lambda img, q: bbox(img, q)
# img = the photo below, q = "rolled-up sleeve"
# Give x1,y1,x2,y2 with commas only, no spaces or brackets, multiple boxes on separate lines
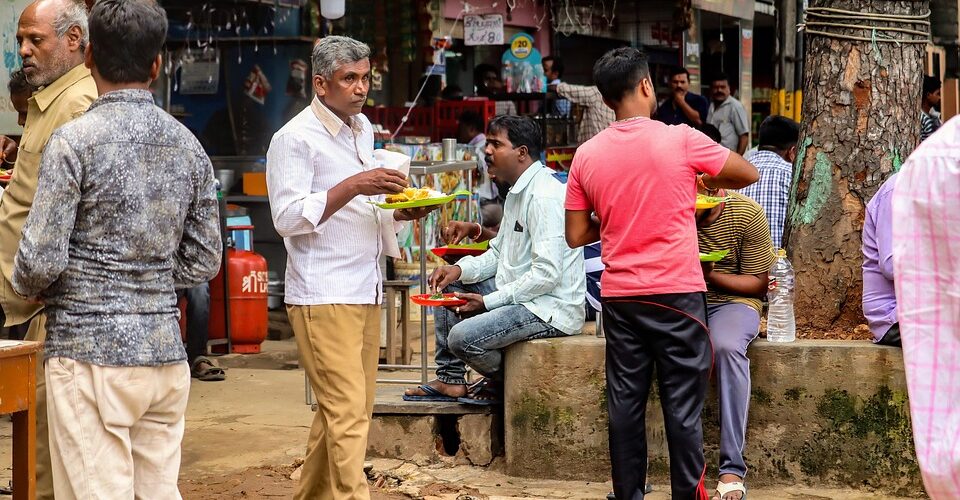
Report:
457,232,501,284
267,132,329,237
12,134,81,298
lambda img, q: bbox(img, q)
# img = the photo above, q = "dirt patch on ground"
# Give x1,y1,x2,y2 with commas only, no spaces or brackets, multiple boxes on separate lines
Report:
759,317,874,341
796,323,874,341
179,464,410,500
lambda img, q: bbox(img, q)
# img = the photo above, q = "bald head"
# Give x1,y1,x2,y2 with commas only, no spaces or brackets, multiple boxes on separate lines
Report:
17,0,88,87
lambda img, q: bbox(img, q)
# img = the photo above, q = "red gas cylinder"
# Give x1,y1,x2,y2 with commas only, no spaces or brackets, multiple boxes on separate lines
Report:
209,227,269,353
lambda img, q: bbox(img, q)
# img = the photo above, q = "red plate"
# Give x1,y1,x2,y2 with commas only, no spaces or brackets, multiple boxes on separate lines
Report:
430,247,486,258
410,293,467,307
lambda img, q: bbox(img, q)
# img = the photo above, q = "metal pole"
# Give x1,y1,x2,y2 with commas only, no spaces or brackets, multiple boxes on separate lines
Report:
418,173,429,384
379,363,440,370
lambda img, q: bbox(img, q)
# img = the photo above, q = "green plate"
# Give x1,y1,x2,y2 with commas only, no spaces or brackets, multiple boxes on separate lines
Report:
371,189,470,210
699,250,729,262
446,241,489,250
696,195,729,209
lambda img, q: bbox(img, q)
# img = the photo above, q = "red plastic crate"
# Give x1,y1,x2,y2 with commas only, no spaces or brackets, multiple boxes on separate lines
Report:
361,106,433,138
385,106,434,138
433,100,497,142
362,106,387,128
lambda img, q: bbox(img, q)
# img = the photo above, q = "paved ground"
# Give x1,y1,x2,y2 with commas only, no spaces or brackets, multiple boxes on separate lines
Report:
0,345,921,499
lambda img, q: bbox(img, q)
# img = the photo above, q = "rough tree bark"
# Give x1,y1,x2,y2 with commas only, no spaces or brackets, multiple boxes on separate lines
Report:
784,0,928,331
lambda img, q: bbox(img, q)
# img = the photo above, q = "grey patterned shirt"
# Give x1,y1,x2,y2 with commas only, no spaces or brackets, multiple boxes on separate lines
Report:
12,89,222,367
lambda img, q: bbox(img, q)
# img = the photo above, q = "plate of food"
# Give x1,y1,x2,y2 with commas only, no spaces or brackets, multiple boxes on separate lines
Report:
373,188,470,210
696,194,728,210
699,249,729,262
0,168,11,183
430,241,489,259
411,292,467,307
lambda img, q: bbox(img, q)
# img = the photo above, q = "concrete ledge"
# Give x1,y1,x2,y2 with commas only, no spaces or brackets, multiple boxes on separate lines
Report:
503,337,921,495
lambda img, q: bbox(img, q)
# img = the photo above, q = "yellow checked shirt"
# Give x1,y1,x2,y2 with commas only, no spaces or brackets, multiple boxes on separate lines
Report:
0,64,97,326
697,192,778,314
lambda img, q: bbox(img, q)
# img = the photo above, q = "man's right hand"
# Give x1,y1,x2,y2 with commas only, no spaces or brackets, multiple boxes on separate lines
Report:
350,168,408,196
441,221,480,245
673,88,687,103
429,265,463,293
0,135,18,165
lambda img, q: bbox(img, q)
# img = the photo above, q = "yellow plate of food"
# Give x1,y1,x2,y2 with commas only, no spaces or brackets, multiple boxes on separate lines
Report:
696,194,728,209
372,188,470,210
699,250,729,262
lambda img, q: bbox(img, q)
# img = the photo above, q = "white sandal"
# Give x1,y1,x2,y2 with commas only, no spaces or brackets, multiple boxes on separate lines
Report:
714,481,746,500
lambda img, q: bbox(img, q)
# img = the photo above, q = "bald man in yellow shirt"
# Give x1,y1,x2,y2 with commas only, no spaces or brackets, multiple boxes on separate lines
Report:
0,1,97,497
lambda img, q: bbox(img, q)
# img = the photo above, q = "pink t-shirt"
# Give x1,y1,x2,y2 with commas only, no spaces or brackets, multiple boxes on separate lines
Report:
565,118,729,297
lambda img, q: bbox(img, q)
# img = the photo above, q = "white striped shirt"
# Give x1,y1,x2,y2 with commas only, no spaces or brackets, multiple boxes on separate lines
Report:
267,98,392,305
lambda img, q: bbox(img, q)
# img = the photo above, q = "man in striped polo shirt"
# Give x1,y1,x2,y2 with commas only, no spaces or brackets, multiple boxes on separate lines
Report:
695,182,777,500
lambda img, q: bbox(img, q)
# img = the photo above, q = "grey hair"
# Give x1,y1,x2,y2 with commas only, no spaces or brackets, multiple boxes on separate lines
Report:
312,36,370,79
52,0,89,50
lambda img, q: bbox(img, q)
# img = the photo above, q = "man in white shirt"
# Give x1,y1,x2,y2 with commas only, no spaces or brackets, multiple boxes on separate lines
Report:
266,35,433,500
403,115,585,405
707,73,750,154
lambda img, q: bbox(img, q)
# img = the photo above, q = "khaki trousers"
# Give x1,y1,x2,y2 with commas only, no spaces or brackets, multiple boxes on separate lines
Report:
24,314,54,500
288,304,380,500
45,357,191,500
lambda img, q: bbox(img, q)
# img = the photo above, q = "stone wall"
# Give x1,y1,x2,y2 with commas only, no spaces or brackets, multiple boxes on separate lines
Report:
503,338,922,496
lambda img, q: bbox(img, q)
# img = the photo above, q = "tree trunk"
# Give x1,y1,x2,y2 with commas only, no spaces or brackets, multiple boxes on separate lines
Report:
784,0,928,331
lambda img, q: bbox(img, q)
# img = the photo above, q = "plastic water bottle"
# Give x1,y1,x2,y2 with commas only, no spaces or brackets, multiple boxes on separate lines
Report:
766,249,796,342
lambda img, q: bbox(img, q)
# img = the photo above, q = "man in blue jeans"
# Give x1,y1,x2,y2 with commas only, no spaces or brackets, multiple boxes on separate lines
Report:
180,283,225,381
404,115,585,404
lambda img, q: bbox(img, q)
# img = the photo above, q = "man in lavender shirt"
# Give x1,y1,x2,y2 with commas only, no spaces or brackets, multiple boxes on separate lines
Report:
862,173,900,346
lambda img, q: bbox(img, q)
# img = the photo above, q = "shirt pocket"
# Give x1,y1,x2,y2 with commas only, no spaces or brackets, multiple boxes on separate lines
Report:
7,148,42,195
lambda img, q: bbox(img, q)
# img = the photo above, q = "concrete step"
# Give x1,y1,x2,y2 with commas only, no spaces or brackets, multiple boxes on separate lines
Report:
502,337,921,496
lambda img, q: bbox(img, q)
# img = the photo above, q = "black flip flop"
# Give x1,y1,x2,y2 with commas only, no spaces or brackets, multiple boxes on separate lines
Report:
402,384,459,402
457,378,502,406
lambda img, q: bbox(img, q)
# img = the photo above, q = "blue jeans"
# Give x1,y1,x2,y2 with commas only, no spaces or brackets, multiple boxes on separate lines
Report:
178,283,210,365
435,279,564,384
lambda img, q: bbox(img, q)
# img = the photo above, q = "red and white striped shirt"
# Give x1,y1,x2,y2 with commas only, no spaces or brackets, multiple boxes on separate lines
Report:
893,117,960,498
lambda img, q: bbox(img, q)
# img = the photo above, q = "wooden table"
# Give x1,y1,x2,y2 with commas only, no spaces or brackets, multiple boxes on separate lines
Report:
383,280,416,365
0,340,41,500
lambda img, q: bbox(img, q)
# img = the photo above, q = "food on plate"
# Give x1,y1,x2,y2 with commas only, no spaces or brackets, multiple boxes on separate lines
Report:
386,187,442,204
695,194,728,209
428,292,462,301
696,194,726,204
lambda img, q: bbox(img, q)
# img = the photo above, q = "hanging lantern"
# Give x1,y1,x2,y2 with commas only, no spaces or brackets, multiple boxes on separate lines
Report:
320,0,345,20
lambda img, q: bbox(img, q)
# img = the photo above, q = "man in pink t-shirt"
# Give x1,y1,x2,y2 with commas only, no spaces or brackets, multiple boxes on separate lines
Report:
565,47,758,500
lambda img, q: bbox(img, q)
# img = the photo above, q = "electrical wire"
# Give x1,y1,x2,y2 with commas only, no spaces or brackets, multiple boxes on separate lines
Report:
390,7,466,140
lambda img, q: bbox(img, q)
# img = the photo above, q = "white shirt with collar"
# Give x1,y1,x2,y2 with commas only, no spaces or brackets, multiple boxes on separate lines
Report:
457,162,586,335
267,97,401,305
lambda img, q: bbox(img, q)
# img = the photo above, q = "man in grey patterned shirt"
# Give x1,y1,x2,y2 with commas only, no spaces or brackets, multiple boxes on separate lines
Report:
11,1,221,497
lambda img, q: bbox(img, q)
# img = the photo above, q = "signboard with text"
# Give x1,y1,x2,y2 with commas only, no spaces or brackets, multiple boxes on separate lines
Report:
464,14,504,46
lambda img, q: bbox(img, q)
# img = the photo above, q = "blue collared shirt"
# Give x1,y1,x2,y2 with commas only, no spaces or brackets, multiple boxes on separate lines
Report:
654,92,709,127
457,162,586,335
739,150,793,249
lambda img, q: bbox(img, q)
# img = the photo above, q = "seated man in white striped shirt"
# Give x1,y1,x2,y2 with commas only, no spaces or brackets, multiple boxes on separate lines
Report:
404,115,586,405
266,35,435,500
